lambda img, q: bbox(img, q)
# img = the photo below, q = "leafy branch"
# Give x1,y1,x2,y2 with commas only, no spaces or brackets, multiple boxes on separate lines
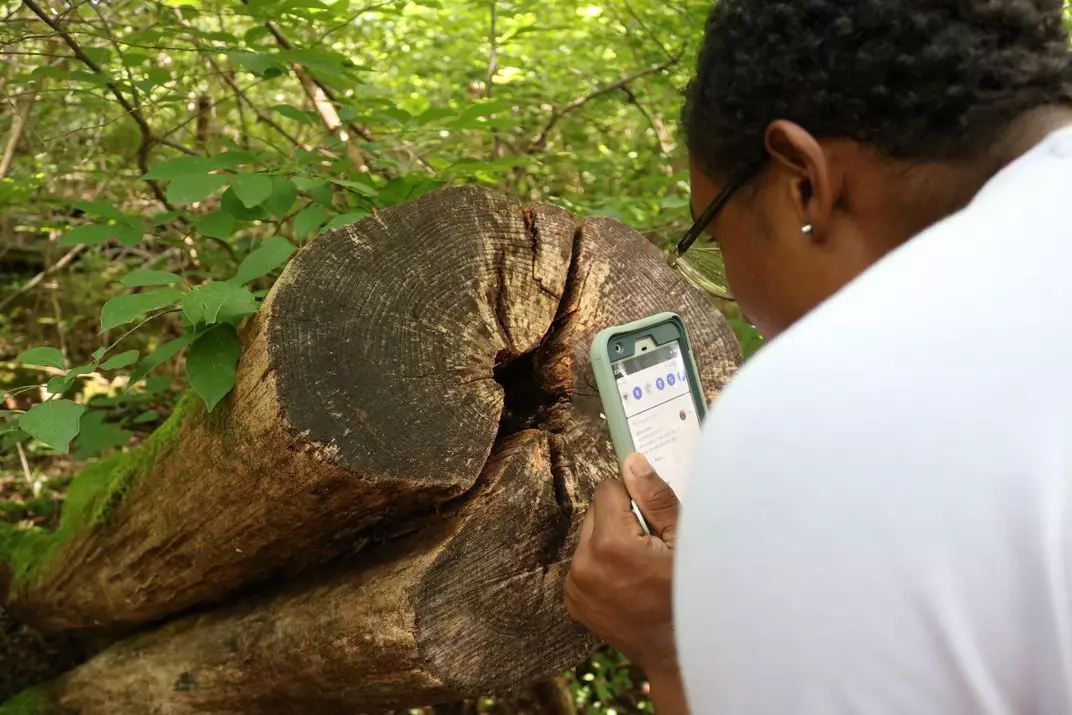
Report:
22,0,199,208
527,57,680,152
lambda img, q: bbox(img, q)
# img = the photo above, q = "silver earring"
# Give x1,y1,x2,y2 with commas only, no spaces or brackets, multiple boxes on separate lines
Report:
802,224,814,235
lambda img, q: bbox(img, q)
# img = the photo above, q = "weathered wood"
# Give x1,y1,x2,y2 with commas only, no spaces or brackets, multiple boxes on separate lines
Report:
1,186,742,711
24,432,595,714
2,187,578,634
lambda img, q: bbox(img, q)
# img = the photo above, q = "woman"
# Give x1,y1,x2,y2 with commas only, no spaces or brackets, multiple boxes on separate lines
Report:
565,1,1072,713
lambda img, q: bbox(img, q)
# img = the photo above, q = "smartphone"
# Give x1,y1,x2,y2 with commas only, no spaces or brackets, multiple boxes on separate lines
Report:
590,312,707,532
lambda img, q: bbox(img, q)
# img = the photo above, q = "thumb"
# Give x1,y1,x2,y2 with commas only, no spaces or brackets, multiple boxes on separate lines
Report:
623,453,680,545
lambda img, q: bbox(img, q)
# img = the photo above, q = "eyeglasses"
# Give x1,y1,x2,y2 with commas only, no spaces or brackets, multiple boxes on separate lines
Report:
666,162,761,301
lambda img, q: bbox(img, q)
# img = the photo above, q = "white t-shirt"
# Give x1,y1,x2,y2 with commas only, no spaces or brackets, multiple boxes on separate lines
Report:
675,125,1072,714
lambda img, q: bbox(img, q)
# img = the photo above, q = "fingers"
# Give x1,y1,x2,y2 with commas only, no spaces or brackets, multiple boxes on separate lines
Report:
591,477,648,539
623,453,680,545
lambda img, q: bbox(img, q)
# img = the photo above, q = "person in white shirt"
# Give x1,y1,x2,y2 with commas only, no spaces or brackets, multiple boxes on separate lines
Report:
564,1,1072,713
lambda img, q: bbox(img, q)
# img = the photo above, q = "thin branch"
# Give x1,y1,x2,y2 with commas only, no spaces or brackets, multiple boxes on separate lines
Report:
487,0,498,98
237,0,380,156
206,56,303,148
527,57,679,152
619,0,674,62
86,0,141,107
314,0,399,42
21,0,198,210
22,0,189,154
1,91,37,179
0,245,85,312
621,85,673,154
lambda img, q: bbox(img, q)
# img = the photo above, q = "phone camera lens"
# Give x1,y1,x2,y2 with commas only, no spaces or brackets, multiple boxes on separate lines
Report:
614,344,623,355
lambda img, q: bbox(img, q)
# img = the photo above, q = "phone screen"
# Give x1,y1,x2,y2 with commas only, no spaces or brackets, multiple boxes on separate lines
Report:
611,340,702,498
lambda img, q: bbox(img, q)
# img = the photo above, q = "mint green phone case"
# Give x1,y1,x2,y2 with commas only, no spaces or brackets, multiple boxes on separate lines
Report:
589,311,708,468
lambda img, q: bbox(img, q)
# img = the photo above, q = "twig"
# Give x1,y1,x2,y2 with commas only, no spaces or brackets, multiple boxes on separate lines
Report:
205,56,303,148
0,245,85,312
0,91,36,179
314,0,398,41
46,245,69,360
487,0,498,98
527,57,679,152
22,0,197,210
619,0,674,62
487,0,504,158
621,85,673,154
246,8,374,143
86,0,140,107
16,443,33,485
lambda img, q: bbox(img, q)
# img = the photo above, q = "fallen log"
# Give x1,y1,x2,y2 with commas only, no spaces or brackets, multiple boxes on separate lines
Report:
1,186,740,711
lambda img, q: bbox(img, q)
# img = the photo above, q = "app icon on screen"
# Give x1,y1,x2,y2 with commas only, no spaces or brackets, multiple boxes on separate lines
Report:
656,378,665,391
632,386,643,401
667,374,676,386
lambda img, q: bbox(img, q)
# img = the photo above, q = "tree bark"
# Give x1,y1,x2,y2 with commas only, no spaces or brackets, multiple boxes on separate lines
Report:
1,186,740,711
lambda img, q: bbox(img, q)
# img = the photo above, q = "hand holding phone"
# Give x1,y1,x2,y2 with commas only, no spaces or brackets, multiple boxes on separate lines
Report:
590,313,706,531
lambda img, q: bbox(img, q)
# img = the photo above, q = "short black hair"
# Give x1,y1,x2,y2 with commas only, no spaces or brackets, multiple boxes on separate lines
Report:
682,0,1072,175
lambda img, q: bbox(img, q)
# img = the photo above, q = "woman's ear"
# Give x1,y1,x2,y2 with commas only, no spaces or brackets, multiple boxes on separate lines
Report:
764,120,839,242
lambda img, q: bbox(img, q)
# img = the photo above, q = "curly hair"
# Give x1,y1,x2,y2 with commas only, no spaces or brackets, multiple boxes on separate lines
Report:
682,0,1072,174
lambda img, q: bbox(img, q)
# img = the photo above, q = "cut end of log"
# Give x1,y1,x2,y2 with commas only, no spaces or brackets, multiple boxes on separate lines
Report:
415,431,597,693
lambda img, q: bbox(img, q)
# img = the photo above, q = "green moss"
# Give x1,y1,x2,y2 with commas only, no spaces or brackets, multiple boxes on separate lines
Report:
0,687,48,715
0,393,199,590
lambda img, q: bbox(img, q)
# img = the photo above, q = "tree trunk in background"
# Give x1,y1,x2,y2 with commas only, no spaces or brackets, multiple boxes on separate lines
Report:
1,186,740,712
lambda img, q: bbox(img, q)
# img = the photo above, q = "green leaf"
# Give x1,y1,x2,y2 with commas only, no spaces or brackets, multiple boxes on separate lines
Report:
272,104,318,124
73,410,131,459
194,210,235,240
46,376,74,395
167,173,230,204
210,151,258,169
100,350,140,370
243,26,272,44
127,335,191,386
186,324,242,412
228,52,285,79
231,173,274,208
114,225,144,247
122,269,184,287
70,70,109,86
234,236,296,285
17,347,66,370
74,201,129,223
62,223,143,247
143,156,224,180
327,177,377,197
69,364,96,378
324,211,371,230
293,177,333,206
182,282,258,326
152,210,186,226
145,67,172,86
92,346,108,361
133,409,160,425
263,177,298,219
81,47,112,66
454,99,514,124
19,399,86,453
100,289,183,332
293,206,327,239
416,107,455,125
220,187,268,221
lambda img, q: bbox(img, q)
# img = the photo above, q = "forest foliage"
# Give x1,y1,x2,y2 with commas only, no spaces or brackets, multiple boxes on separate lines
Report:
0,0,759,459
